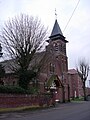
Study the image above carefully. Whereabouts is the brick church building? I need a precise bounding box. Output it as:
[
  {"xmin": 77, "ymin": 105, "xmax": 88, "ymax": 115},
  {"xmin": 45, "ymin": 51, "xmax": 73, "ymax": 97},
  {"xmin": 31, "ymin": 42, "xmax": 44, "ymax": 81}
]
[
  {"xmin": 0, "ymin": 19, "xmax": 85, "ymax": 102},
  {"xmin": 37, "ymin": 19, "xmax": 70, "ymax": 102}
]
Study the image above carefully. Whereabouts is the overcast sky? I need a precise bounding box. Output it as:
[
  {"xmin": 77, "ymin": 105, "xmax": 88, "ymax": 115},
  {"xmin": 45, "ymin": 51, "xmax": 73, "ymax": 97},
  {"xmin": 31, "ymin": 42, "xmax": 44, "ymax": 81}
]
[{"xmin": 0, "ymin": 0, "xmax": 90, "ymax": 72}]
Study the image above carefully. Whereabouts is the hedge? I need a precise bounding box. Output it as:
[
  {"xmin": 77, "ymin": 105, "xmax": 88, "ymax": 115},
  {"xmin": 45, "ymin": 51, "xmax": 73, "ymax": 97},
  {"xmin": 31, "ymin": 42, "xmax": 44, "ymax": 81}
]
[{"xmin": 0, "ymin": 85, "xmax": 38, "ymax": 94}]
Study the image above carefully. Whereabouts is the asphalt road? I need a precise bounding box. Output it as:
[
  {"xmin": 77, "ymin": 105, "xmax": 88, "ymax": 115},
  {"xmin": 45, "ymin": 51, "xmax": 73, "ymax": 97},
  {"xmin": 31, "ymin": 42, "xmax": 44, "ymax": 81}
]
[{"xmin": 0, "ymin": 101, "xmax": 90, "ymax": 120}]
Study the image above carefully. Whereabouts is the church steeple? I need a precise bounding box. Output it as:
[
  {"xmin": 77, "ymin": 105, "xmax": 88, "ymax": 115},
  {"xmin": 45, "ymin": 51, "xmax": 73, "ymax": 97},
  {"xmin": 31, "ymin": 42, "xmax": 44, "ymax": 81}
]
[
  {"xmin": 49, "ymin": 19, "xmax": 68, "ymax": 43},
  {"xmin": 50, "ymin": 19, "xmax": 63, "ymax": 37}
]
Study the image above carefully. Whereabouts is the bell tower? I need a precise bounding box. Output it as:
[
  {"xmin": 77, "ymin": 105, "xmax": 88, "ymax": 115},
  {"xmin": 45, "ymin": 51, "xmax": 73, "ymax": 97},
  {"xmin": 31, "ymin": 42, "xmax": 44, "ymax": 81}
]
[
  {"xmin": 44, "ymin": 18, "xmax": 69, "ymax": 102},
  {"xmin": 46, "ymin": 19, "xmax": 68, "ymax": 76}
]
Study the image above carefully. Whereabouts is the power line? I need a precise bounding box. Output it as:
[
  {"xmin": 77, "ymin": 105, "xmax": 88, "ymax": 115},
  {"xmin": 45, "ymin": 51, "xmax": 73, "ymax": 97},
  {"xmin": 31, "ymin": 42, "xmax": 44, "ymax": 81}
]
[{"xmin": 63, "ymin": 0, "xmax": 81, "ymax": 32}]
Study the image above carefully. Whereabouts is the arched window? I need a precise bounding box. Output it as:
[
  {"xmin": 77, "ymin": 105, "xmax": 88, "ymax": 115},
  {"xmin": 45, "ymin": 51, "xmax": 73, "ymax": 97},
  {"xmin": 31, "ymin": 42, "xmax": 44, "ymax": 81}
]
[
  {"xmin": 63, "ymin": 44, "xmax": 66, "ymax": 54},
  {"xmin": 50, "ymin": 63, "xmax": 55, "ymax": 74},
  {"xmin": 60, "ymin": 44, "xmax": 63, "ymax": 52},
  {"xmin": 54, "ymin": 43, "xmax": 59, "ymax": 51}
]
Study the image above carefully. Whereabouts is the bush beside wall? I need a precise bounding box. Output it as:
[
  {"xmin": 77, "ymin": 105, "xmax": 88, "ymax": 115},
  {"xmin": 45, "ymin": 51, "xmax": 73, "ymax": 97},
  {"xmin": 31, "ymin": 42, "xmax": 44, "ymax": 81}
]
[{"xmin": 0, "ymin": 85, "xmax": 38, "ymax": 94}]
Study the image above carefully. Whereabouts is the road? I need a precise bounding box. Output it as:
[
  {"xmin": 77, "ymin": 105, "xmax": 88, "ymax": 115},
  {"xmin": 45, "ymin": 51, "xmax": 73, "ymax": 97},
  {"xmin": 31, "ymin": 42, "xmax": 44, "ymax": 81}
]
[{"xmin": 0, "ymin": 101, "xmax": 90, "ymax": 120}]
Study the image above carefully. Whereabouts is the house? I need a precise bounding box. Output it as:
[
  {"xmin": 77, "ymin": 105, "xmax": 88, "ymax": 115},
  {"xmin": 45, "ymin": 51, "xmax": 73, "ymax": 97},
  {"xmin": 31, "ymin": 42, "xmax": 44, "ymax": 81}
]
[
  {"xmin": 0, "ymin": 19, "xmax": 84, "ymax": 102},
  {"xmin": 68, "ymin": 69, "xmax": 83, "ymax": 98}
]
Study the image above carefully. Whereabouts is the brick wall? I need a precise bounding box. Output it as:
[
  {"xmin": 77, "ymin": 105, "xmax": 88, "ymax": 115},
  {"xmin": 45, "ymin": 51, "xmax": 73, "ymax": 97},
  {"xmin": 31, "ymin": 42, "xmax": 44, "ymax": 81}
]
[{"xmin": 0, "ymin": 94, "xmax": 52, "ymax": 108}]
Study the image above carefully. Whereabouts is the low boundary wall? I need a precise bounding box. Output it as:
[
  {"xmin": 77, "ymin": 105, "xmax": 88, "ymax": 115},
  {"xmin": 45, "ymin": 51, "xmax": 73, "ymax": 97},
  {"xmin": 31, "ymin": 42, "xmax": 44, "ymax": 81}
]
[{"xmin": 0, "ymin": 94, "xmax": 52, "ymax": 108}]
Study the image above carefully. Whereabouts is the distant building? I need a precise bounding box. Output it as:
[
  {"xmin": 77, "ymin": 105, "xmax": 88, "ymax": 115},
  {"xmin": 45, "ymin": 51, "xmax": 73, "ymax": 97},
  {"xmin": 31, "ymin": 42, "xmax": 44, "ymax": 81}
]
[
  {"xmin": 68, "ymin": 69, "xmax": 83, "ymax": 98},
  {"xmin": 89, "ymin": 80, "xmax": 90, "ymax": 87}
]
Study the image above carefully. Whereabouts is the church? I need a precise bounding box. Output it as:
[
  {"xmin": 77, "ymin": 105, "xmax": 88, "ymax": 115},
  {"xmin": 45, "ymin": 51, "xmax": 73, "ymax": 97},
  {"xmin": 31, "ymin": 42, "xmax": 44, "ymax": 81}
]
[{"xmin": 0, "ymin": 18, "xmax": 84, "ymax": 102}]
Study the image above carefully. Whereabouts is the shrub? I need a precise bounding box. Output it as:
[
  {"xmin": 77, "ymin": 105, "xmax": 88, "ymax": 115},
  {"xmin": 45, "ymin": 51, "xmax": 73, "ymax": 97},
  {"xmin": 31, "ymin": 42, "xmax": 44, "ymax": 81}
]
[
  {"xmin": 27, "ymin": 87, "xmax": 39, "ymax": 94},
  {"xmin": 0, "ymin": 85, "xmax": 26, "ymax": 94}
]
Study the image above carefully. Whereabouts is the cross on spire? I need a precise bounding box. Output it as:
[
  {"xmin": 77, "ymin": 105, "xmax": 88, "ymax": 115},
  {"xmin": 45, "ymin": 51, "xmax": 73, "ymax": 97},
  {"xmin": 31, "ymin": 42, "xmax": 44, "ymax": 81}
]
[{"xmin": 55, "ymin": 8, "xmax": 57, "ymax": 19}]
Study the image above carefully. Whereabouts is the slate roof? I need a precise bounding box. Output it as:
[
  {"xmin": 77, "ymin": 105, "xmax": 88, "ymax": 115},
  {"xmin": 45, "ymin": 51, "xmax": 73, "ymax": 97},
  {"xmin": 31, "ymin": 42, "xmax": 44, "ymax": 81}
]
[
  {"xmin": 0, "ymin": 52, "xmax": 46, "ymax": 74},
  {"xmin": 49, "ymin": 19, "xmax": 63, "ymax": 38},
  {"xmin": 49, "ymin": 19, "xmax": 68, "ymax": 43},
  {"xmin": 0, "ymin": 59, "xmax": 17, "ymax": 74},
  {"xmin": 68, "ymin": 69, "xmax": 78, "ymax": 75}
]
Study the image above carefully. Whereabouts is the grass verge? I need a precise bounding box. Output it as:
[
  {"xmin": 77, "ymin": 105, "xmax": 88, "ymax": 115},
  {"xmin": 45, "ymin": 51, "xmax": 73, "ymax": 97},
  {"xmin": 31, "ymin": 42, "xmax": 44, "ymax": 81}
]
[
  {"xmin": 0, "ymin": 105, "xmax": 42, "ymax": 113},
  {"xmin": 71, "ymin": 97, "xmax": 84, "ymax": 102}
]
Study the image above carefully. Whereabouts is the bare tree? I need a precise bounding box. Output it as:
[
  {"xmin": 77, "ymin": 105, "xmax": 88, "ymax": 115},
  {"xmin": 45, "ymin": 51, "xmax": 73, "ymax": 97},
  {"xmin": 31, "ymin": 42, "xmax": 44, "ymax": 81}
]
[
  {"xmin": 76, "ymin": 58, "xmax": 90, "ymax": 101},
  {"xmin": 0, "ymin": 64, "xmax": 5, "ymax": 84},
  {"xmin": 0, "ymin": 44, "xmax": 5, "ymax": 85},
  {"xmin": 0, "ymin": 14, "xmax": 47, "ymax": 89}
]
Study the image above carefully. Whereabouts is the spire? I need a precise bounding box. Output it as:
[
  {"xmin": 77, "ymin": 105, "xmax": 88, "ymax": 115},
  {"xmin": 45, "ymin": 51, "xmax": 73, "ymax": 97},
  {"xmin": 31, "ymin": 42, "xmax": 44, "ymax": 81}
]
[
  {"xmin": 49, "ymin": 19, "xmax": 63, "ymax": 39},
  {"xmin": 50, "ymin": 9, "xmax": 63, "ymax": 38},
  {"xmin": 49, "ymin": 19, "xmax": 68, "ymax": 43},
  {"xmin": 51, "ymin": 19, "xmax": 63, "ymax": 36}
]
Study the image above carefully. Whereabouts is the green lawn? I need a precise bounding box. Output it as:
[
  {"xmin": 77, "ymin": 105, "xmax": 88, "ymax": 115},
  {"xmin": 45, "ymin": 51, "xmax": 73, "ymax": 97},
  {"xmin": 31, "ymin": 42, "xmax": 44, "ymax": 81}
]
[{"xmin": 71, "ymin": 97, "xmax": 84, "ymax": 101}]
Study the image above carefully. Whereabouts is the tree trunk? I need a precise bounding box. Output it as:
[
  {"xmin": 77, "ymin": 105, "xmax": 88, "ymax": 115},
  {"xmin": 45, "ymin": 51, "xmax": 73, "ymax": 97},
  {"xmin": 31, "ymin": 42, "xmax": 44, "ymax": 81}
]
[{"xmin": 83, "ymin": 82, "xmax": 87, "ymax": 101}]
